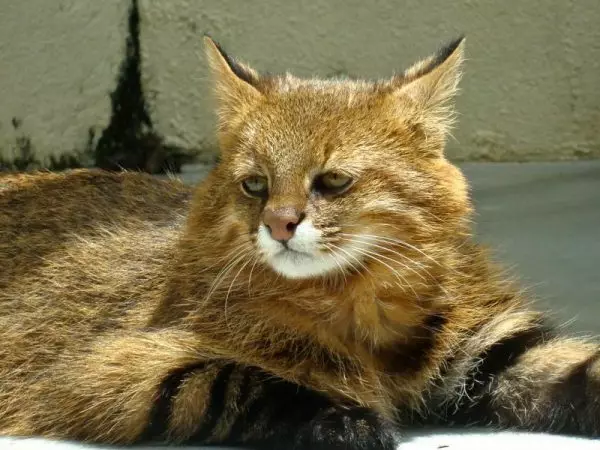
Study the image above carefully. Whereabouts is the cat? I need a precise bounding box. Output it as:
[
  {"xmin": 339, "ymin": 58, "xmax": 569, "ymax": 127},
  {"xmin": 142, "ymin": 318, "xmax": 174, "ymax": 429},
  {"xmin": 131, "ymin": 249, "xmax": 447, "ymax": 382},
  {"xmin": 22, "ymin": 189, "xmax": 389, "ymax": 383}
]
[{"xmin": 0, "ymin": 35, "xmax": 599, "ymax": 450}]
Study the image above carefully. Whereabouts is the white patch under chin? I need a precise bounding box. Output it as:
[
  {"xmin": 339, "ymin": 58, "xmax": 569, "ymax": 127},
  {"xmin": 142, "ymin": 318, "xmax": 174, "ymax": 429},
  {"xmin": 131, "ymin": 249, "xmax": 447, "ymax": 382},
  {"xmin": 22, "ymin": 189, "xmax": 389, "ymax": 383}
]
[{"xmin": 257, "ymin": 221, "xmax": 345, "ymax": 279}]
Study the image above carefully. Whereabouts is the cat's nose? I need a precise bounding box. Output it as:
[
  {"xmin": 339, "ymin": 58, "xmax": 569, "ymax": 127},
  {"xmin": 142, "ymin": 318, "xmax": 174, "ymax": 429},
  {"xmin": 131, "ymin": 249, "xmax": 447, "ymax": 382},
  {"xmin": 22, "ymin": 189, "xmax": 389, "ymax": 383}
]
[{"xmin": 263, "ymin": 207, "xmax": 305, "ymax": 242}]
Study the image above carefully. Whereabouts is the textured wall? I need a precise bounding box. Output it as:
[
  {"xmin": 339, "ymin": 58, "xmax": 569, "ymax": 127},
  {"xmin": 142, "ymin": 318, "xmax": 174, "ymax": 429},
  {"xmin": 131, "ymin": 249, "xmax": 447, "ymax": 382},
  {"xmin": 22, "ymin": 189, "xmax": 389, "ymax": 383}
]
[
  {"xmin": 1, "ymin": 0, "xmax": 599, "ymax": 168},
  {"xmin": 0, "ymin": 0, "xmax": 127, "ymax": 167}
]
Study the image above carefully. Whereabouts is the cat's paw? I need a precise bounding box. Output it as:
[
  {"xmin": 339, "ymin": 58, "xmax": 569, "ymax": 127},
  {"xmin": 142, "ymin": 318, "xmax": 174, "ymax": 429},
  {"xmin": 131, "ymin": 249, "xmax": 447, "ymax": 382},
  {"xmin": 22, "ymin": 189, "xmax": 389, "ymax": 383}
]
[{"xmin": 292, "ymin": 406, "xmax": 397, "ymax": 450}]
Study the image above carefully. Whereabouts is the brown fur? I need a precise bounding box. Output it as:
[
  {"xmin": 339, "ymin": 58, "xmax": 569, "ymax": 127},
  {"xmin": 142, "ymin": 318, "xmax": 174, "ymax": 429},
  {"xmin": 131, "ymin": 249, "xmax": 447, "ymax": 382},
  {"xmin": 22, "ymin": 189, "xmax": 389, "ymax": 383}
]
[{"xmin": 1, "ymin": 37, "xmax": 599, "ymax": 448}]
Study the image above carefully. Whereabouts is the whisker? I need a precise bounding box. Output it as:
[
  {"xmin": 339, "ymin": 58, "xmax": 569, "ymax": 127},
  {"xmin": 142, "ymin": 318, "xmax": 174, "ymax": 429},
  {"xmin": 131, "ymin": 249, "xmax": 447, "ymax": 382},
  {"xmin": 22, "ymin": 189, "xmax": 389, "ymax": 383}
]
[
  {"xmin": 337, "ymin": 236, "xmax": 430, "ymax": 282},
  {"xmin": 196, "ymin": 242, "xmax": 253, "ymax": 272},
  {"xmin": 328, "ymin": 243, "xmax": 371, "ymax": 279},
  {"xmin": 344, "ymin": 244, "xmax": 421, "ymax": 299},
  {"xmin": 203, "ymin": 248, "xmax": 252, "ymax": 305},
  {"xmin": 356, "ymin": 240, "xmax": 427, "ymax": 270},
  {"xmin": 247, "ymin": 254, "xmax": 261, "ymax": 297},
  {"xmin": 340, "ymin": 232, "xmax": 442, "ymax": 268},
  {"xmin": 341, "ymin": 240, "xmax": 426, "ymax": 283},
  {"xmin": 323, "ymin": 244, "xmax": 348, "ymax": 285},
  {"xmin": 224, "ymin": 255, "xmax": 254, "ymax": 326}
]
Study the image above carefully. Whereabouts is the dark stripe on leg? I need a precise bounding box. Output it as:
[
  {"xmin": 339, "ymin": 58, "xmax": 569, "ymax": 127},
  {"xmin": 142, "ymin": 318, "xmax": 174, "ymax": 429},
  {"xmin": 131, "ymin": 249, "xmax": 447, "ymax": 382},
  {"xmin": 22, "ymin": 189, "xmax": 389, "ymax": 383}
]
[
  {"xmin": 224, "ymin": 367, "xmax": 257, "ymax": 441},
  {"xmin": 190, "ymin": 362, "xmax": 236, "ymax": 442},
  {"xmin": 224, "ymin": 368, "xmax": 330, "ymax": 446},
  {"xmin": 450, "ymin": 322, "xmax": 552, "ymax": 423},
  {"xmin": 547, "ymin": 351, "xmax": 600, "ymax": 435},
  {"xmin": 474, "ymin": 325, "xmax": 552, "ymax": 386},
  {"xmin": 376, "ymin": 311, "xmax": 448, "ymax": 375},
  {"xmin": 140, "ymin": 362, "xmax": 208, "ymax": 442}
]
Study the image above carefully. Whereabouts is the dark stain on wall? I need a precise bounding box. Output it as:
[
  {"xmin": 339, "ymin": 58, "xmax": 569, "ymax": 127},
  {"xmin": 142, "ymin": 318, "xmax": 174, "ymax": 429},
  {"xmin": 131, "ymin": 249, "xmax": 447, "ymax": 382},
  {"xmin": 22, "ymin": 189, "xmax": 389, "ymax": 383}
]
[
  {"xmin": 0, "ymin": 119, "xmax": 96, "ymax": 172},
  {"xmin": 1, "ymin": 0, "xmax": 198, "ymax": 174},
  {"xmin": 94, "ymin": 0, "xmax": 196, "ymax": 174},
  {"xmin": 1, "ymin": 118, "xmax": 36, "ymax": 171}
]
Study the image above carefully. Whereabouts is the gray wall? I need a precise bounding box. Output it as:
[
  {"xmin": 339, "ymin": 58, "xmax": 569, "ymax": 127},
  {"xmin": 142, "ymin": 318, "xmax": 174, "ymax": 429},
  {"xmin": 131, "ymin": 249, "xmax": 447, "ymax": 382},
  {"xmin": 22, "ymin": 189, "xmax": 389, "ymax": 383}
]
[
  {"xmin": 0, "ymin": 1, "xmax": 127, "ymax": 167},
  {"xmin": 1, "ymin": 0, "xmax": 599, "ymax": 168}
]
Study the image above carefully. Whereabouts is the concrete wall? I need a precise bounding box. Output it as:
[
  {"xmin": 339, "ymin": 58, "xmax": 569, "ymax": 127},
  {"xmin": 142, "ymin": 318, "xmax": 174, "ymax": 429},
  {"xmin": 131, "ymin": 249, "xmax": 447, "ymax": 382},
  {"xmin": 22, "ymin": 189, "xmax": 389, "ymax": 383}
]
[
  {"xmin": 1, "ymin": 0, "xmax": 599, "ymax": 170},
  {"xmin": 0, "ymin": 0, "xmax": 127, "ymax": 169}
]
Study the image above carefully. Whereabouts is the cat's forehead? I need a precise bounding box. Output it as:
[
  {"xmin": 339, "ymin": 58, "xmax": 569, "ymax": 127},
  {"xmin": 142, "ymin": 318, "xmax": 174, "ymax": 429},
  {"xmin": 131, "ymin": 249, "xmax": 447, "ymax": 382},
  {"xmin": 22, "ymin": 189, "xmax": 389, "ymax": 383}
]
[
  {"xmin": 235, "ymin": 83, "xmax": 408, "ymax": 174},
  {"xmin": 239, "ymin": 114, "xmax": 344, "ymax": 176},
  {"xmin": 237, "ymin": 110, "xmax": 331, "ymax": 175},
  {"xmin": 241, "ymin": 83, "xmax": 387, "ymax": 152}
]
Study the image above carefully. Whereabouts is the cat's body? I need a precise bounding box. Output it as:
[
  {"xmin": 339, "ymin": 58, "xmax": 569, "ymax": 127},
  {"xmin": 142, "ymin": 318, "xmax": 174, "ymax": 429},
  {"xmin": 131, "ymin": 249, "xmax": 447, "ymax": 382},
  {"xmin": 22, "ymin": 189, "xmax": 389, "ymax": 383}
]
[{"xmin": 1, "ymin": 37, "xmax": 599, "ymax": 449}]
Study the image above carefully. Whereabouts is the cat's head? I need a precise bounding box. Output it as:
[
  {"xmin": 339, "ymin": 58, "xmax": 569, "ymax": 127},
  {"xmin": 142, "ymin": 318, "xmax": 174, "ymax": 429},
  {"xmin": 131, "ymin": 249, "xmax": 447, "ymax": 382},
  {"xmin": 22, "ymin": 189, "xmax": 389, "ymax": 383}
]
[{"xmin": 202, "ymin": 36, "xmax": 471, "ymax": 281}]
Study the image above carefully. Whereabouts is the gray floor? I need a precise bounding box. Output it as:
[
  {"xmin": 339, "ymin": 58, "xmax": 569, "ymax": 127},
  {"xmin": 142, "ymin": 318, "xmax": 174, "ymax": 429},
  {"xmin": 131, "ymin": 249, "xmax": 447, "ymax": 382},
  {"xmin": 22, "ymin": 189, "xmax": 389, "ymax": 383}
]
[
  {"xmin": 462, "ymin": 161, "xmax": 600, "ymax": 335},
  {"xmin": 175, "ymin": 160, "xmax": 600, "ymax": 335}
]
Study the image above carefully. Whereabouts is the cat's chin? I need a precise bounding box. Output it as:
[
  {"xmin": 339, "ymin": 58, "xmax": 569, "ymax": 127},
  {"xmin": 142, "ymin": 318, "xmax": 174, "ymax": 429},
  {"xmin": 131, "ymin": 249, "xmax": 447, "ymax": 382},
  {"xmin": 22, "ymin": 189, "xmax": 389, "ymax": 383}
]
[{"xmin": 267, "ymin": 249, "xmax": 341, "ymax": 279}]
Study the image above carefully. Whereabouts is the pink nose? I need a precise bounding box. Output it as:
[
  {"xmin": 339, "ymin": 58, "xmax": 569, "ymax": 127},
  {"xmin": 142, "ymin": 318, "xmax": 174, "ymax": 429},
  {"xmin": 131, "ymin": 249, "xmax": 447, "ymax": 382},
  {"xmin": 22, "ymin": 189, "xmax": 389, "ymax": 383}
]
[{"xmin": 263, "ymin": 207, "xmax": 304, "ymax": 242}]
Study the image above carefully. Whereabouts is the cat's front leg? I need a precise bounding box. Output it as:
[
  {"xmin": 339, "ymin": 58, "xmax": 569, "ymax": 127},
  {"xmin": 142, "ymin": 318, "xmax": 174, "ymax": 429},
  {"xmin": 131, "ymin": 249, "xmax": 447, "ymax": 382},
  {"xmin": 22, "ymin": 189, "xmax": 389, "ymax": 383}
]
[
  {"xmin": 291, "ymin": 405, "xmax": 398, "ymax": 450},
  {"xmin": 0, "ymin": 329, "xmax": 214, "ymax": 443},
  {"xmin": 154, "ymin": 363, "xmax": 398, "ymax": 450},
  {"xmin": 10, "ymin": 329, "xmax": 396, "ymax": 448}
]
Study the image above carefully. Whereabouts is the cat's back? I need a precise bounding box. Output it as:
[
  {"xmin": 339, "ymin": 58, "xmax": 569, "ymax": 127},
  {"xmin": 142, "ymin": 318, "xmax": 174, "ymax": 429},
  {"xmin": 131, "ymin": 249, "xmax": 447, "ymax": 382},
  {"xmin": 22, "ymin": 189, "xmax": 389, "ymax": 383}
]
[
  {"xmin": 0, "ymin": 170, "xmax": 194, "ymax": 379},
  {"xmin": 1, "ymin": 170, "xmax": 193, "ymax": 330},
  {"xmin": 1, "ymin": 169, "xmax": 192, "ymax": 271},
  {"xmin": 1, "ymin": 169, "xmax": 192, "ymax": 232}
]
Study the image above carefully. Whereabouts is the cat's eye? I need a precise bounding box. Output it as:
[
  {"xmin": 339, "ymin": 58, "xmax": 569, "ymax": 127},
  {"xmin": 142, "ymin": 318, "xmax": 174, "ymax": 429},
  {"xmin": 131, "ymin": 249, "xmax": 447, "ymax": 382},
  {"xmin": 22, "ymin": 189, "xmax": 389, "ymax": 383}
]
[
  {"xmin": 313, "ymin": 172, "xmax": 353, "ymax": 195},
  {"xmin": 241, "ymin": 176, "xmax": 268, "ymax": 197}
]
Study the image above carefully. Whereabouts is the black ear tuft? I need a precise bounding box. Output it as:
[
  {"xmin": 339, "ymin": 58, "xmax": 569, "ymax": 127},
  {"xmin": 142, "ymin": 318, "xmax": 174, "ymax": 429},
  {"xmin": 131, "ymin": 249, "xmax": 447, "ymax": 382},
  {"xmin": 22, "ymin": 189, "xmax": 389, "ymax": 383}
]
[
  {"xmin": 414, "ymin": 35, "xmax": 465, "ymax": 79},
  {"xmin": 204, "ymin": 34, "xmax": 257, "ymax": 86},
  {"xmin": 433, "ymin": 35, "xmax": 465, "ymax": 67}
]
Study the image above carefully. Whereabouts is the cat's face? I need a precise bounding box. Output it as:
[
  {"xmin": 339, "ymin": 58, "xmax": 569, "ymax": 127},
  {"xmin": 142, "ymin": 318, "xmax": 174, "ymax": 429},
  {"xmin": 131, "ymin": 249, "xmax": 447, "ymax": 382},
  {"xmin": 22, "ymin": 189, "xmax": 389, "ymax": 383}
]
[{"xmin": 204, "ymin": 37, "xmax": 471, "ymax": 280}]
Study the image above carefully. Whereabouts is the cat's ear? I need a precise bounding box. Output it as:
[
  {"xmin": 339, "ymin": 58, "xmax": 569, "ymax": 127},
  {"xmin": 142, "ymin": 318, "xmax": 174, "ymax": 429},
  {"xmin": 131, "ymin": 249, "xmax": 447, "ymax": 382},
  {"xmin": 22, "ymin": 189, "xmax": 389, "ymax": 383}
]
[
  {"xmin": 392, "ymin": 37, "xmax": 465, "ymax": 138},
  {"xmin": 203, "ymin": 36, "xmax": 262, "ymax": 127}
]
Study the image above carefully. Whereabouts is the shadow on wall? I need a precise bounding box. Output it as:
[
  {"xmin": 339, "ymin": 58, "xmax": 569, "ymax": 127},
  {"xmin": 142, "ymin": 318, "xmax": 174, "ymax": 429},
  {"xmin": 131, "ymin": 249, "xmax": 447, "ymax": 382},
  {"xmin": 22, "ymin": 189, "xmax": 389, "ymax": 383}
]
[{"xmin": 0, "ymin": 0, "xmax": 203, "ymax": 174}]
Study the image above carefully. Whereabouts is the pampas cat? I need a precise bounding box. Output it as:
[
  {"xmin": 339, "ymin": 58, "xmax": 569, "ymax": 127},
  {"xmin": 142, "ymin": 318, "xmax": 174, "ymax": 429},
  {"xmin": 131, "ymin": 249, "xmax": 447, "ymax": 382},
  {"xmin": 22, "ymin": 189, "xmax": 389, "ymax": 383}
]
[{"xmin": 1, "ymin": 36, "xmax": 599, "ymax": 449}]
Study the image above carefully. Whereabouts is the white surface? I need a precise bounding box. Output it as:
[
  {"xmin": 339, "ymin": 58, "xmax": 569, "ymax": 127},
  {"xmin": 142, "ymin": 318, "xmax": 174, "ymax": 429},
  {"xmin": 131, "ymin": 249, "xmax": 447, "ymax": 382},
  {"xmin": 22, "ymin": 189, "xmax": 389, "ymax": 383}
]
[
  {"xmin": 0, "ymin": 430, "xmax": 599, "ymax": 449},
  {"xmin": 400, "ymin": 429, "xmax": 600, "ymax": 449}
]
